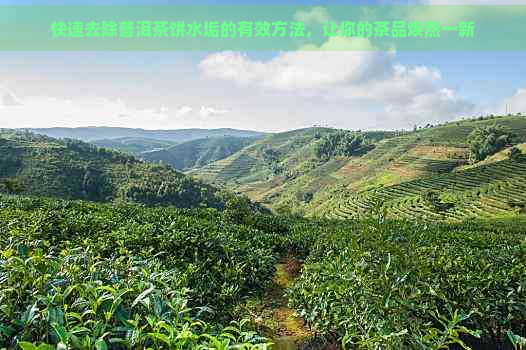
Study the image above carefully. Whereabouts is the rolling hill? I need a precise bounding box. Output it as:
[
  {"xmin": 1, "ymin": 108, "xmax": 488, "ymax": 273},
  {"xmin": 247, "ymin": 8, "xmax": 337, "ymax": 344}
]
[
  {"xmin": 141, "ymin": 135, "xmax": 260, "ymax": 170},
  {"xmin": 0, "ymin": 130, "xmax": 242, "ymax": 209},
  {"xmin": 189, "ymin": 115, "xmax": 526, "ymax": 217},
  {"xmin": 324, "ymin": 154, "xmax": 526, "ymax": 221},
  {"xmin": 91, "ymin": 137, "xmax": 178, "ymax": 155},
  {"xmin": 28, "ymin": 126, "xmax": 266, "ymax": 142}
]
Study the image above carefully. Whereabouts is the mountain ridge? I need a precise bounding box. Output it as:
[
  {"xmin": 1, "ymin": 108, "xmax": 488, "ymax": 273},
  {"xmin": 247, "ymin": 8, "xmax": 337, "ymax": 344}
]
[
  {"xmin": 0, "ymin": 130, "xmax": 248, "ymax": 210},
  {"xmin": 27, "ymin": 126, "xmax": 267, "ymax": 142}
]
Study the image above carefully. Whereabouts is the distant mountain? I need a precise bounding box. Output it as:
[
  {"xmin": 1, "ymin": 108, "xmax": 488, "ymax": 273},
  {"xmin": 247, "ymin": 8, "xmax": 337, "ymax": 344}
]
[
  {"xmin": 142, "ymin": 136, "xmax": 259, "ymax": 170},
  {"xmin": 27, "ymin": 127, "xmax": 267, "ymax": 143},
  {"xmin": 91, "ymin": 137, "xmax": 178, "ymax": 155},
  {"xmin": 0, "ymin": 131, "xmax": 241, "ymax": 209}
]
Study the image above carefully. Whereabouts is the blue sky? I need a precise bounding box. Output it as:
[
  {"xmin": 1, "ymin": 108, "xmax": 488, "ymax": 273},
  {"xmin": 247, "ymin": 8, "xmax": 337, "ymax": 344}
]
[{"xmin": 1, "ymin": 0, "xmax": 525, "ymax": 131}]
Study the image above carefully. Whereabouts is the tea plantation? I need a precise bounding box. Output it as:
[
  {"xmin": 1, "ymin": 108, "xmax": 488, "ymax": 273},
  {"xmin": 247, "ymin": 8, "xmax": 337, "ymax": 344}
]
[
  {"xmin": 1, "ymin": 195, "xmax": 525, "ymax": 349},
  {"xmin": 327, "ymin": 155, "xmax": 526, "ymax": 221},
  {"xmin": 0, "ymin": 195, "xmax": 283, "ymax": 348}
]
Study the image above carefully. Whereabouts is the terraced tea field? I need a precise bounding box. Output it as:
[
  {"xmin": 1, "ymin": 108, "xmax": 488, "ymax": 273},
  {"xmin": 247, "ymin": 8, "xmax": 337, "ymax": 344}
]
[
  {"xmin": 391, "ymin": 155, "xmax": 467, "ymax": 174},
  {"xmin": 416, "ymin": 115, "xmax": 526, "ymax": 145},
  {"xmin": 328, "ymin": 156, "xmax": 526, "ymax": 221},
  {"xmin": 188, "ymin": 153, "xmax": 260, "ymax": 182}
]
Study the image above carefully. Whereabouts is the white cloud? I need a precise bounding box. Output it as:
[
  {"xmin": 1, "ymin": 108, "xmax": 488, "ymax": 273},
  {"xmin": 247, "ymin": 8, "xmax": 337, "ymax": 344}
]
[
  {"xmin": 200, "ymin": 38, "xmax": 391, "ymax": 92},
  {"xmin": 0, "ymin": 94, "xmax": 172, "ymax": 129},
  {"xmin": 0, "ymin": 84, "xmax": 235, "ymax": 130},
  {"xmin": 0, "ymin": 86, "xmax": 22, "ymax": 107},
  {"xmin": 199, "ymin": 106, "xmax": 229, "ymax": 118},
  {"xmin": 384, "ymin": 88, "xmax": 474, "ymax": 126},
  {"xmin": 199, "ymin": 36, "xmax": 473, "ymax": 128},
  {"xmin": 174, "ymin": 105, "xmax": 193, "ymax": 118},
  {"xmin": 489, "ymin": 88, "xmax": 526, "ymax": 115}
]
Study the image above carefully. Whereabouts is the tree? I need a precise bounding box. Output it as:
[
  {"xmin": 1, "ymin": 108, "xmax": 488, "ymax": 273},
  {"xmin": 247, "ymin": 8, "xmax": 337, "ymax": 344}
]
[
  {"xmin": 315, "ymin": 131, "xmax": 369, "ymax": 159},
  {"xmin": 468, "ymin": 125, "xmax": 514, "ymax": 162},
  {"xmin": 262, "ymin": 148, "xmax": 279, "ymax": 164},
  {"xmin": 422, "ymin": 190, "xmax": 454, "ymax": 212}
]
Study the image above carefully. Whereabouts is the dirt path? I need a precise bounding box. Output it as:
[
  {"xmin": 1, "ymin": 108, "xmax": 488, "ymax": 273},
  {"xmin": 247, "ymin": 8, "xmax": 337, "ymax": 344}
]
[{"xmin": 263, "ymin": 256, "xmax": 312, "ymax": 350}]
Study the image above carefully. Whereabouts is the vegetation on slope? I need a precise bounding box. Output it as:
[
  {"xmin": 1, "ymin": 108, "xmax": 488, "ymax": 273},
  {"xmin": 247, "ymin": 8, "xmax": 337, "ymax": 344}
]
[
  {"xmin": 91, "ymin": 137, "xmax": 177, "ymax": 155},
  {"xmin": 142, "ymin": 136, "xmax": 258, "ymax": 170},
  {"xmin": 0, "ymin": 195, "xmax": 284, "ymax": 348},
  {"xmin": 288, "ymin": 217, "xmax": 526, "ymax": 349},
  {"xmin": 1, "ymin": 194, "xmax": 525, "ymax": 349},
  {"xmin": 0, "ymin": 131, "xmax": 243, "ymax": 209},
  {"xmin": 326, "ymin": 155, "xmax": 526, "ymax": 221},
  {"xmin": 189, "ymin": 115, "xmax": 526, "ymax": 217},
  {"xmin": 314, "ymin": 130, "xmax": 372, "ymax": 159},
  {"xmin": 467, "ymin": 124, "xmax": 515, "ymax": 162},
  {"xmin": 190, "ymin": 128, "xmax": 398, "ymax": 213}
]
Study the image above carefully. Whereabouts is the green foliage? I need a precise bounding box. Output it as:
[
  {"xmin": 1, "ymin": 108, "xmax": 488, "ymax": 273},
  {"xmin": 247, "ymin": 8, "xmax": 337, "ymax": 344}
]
[
  {"xmin": 331, "ymin": 157, "xmax": 526, "ymax": 221},
  {"xmin": 422, "ymin": 190, "xmax": 454, "ymax": 212},
  {"xmin": 509, "ymin": 146, "xmax": 524, "ymax": 161},
  {"xmin": 1, "ymin": 194, "xmax": 526, "ymax": 349},
  {"xmin": 468, "ymin": 124, "xmax": 514, "ymax": 162},
  {"xmin": 0, "ymin": 132, "xmax": 242, "ymax": 210},
  {"xmin": 301, "ymin": 192, "xmax": 313, "ymax": 203},
  {"xmin": 1, "ymin": 178, "xmax": 25, "ymax": 194},
  {"xmin": 0, "ymin": 195, "xmax": 280, "ymax": 348},
  {"xmin": 288, "ymin": 218, "xmax": 526, "ymax": 349},
  {"xmin": 315, "ymin": 131, "xmax": 370, "ymax": 159},
  {"xmin": 262, "ymin": 149, "xmax": 280, "ymax": 164},
  {"xmin": 261, "ymin": 149, "xmax": 284, "ymax": 176},
  {"xmin": 143, "ymin": 136, "xmax": 257, "ymax": 170},
  {"xmin": 508, "ymin": 330, "xmax": 526, "ymax": 350}
]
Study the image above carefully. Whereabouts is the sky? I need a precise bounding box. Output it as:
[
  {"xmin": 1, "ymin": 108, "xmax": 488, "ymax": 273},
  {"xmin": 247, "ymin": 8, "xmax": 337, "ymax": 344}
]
[{"xmin": 1, "ymin": 0, "xmax": 526, "ymax": 132}]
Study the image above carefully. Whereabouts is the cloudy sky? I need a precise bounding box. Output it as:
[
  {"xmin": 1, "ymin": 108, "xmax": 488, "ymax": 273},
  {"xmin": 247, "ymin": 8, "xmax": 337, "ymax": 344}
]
[{"xmin": 1, "ymin": 0, "xmax": 526, "ymax": 131}]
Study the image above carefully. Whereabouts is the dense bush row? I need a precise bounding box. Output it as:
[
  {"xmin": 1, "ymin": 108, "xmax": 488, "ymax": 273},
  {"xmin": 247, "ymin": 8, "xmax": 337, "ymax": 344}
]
[
  {"xmin": 0, "ymin": 196, "xmax": 284, "ymax": 348},
  {"xmin": 2, "ymin": 194, "xmax": 526, "ymax": 349},
  {"xmin": 468, "ymin": 124, "xmax": 515, "ymax": 162},
  {"xmin": 288, "ymin": 218, "xmax": 526, "ymax": 349}
]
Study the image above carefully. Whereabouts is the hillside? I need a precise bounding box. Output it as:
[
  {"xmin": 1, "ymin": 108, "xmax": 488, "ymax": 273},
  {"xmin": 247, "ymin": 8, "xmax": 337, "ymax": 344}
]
[
  {"xmin": 190, "ymin": 115, "xmax": 526, "ymax": 216},
  {"xmin": 142, "ymin": 135, "xmax": 259, "ymax": 170},
  {"xmin": 29, "ymin": 126, "xmax": 266, "ymax": 142},
  {"xmin": 324, "ymin": 155, "xmax": 526, "ymax": 221},
  {"xmin": 91, "ymin": 137, "xmax": 177, "ymax": 155},
  {"xmin": 1, "ymin": 194, "xmax": 525, "ymax": 349},
  {"xmin": 0, "ymin": 131, "xmax": 241, "ymax": 209}
]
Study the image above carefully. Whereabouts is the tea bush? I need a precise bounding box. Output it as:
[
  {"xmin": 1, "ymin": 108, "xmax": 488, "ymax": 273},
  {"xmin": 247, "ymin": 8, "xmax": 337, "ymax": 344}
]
[
  {"xmin": 0, "ymin": 196, "xmax": 281, "ymax": 348},
  {"xmin": 2, "ymin": 195, "xmax": 526, "ymax": 349},
  {"xmin": 288, "ymin": 218, "xmax": 526, "ymax": 349}
]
